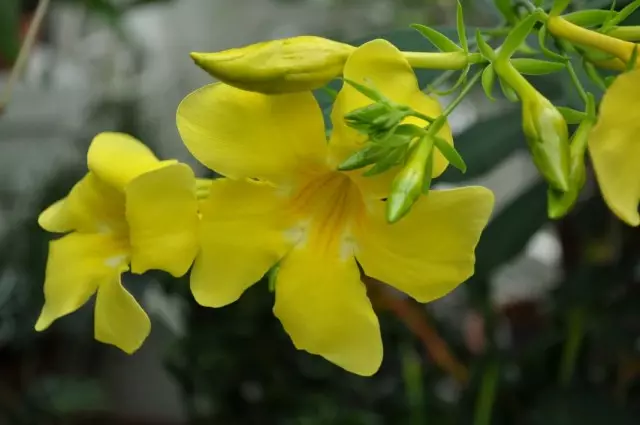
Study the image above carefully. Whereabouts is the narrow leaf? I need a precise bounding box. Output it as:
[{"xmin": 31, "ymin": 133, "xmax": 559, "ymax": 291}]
[
  {"xmin": 603, "ymin": 0, "xmax": 640, "ymax": 30},
  {"xmin": 411, "ymin": 24, "xmax": 462, "ymax": 53},
  {"xmin": 626, "ymin": 44, "xmax": 638, "ymax": 71},
  {"xmin": 476, "ymin": 30, "xmax": 497, "ymax": 61},
  {"xmin": 538, "ymin": 26, "xmax": 568, "ymax": 61},
  {"xmin": 433, "ymin": 65, "xmax": 470, "ymax": 96},
  {"xmin": 498, "ymin": 13, "xmax": 539, "ymax": 61},
  {"xmin": 494, "ymin": 0, "xmax": 518, "ymax": 24},
  {"xmin": 363, "ymin": 146, "xmax": 406, "ymax": 177},
  {"xmin": 434, "ymin": 137, "xmax": 467, "ymax": 173},
  {"xmin": 550, "ymin": 0, "xmax": 570, "ymax": 16},
  {"xmin": 511, "ymin": 58, "xmax": 566, "ymax": 75},
  {"xmin": 422, "ymin": 150, "xmax": 435, "ymax": 194},
  {"xmin": 582, "ymin": 59, "xmax": 608, "ymax": 91},
  {"xmin": 482, "ymin": 64, "xmax": 496, "ymax": 101},
  {"xmin": 556, "ymin": 107, "xmax": 587, "ymax": 125},
  {"xmin": 456, "ymin": 1, "xmax": 468, "ymax": 52},
  {"xmin": 499, "ymin": 78, "xmax": 519, "ymax": 102},
  {"xmin": 343, "ymin": 78, "xmax": 387, "ymax": 103},
  {"xmin": 338, "ymin": 144, "xmax": 386, "ymax": 171},
  {"xmin": 562, "ymin": 10, "xmax": 613, "ymax": 27}
]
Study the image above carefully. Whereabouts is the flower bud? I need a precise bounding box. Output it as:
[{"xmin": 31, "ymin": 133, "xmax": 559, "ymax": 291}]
[
  {"xmin": 191, "ymin": 36, "xmax": 355, "ymax": 93},
  {"xmin": 521, "ymin": 93, "xmax": 571, "ymax": 192},
  {"xmin": 387, "ymin": 137, "xmax": 433, "ymax": 223}
]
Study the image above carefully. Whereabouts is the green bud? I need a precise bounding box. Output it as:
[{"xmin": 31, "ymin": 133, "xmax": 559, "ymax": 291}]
[
  {"xmin": 521, "ymin": 93, "xmax": 571, "ymax": 192},
  {"xmin": 338, "ymin": 144, "xmax": 386, "ymax": 171},
  {"xmin": 387, "ymin": 137, "xmax": 433, "ymax": 223},
  {"xmin": 190, "ymin": 36, "xmax": 355, "ymax": 93},
  {"xmin": 547, "ymin": 118, "xmax": 593, "ymax": 218}
]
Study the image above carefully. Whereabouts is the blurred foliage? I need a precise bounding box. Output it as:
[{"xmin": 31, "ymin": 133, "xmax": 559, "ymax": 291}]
[
  {"xmin": 0, "ymin": 0, "xmax": 21, "ymax": 64},
  {"xmin": 0, "ymin": 0, "xmax": 639, "ymax": 424}
]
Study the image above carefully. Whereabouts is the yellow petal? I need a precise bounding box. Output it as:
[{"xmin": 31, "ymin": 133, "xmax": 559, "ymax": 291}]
[
  {"xmin": 35, "ymin": 232, "xmax": 129, "ymax": 332},
  {"xmin": 355, "ymin": 187, "xmax": 494, "ymax": 303},
  {"xmin": 94, "ymin": 272, "xmax": 151, "ymax": 354},
  {"xmin": 38, "ymin": 199, "xmax": 74, "ymax": 233},
  {"xmin": 61, "ymin": 172, "xmax": 127, "ymax": 234},
  {"xmin": 87, "ymin": 132, "xmax": 165, "ymax": 191},
  {"xmin": 273, "ymin": 243, "xmax": 382, "ymax": 376},
  {"xmin": 176, "ymin": 83, "xmax": 329, "ymax": 185},
  {"xmin": 126, "ymin": 163, "xmax": 199, "ymax": 277},
  {"xmin": 330, "ymin": 39, "xmax": 453, "ymax": 199},
  {"xmin": 588, "ymin": 69, "xmax": 640, "ymax": 226},
  {"xmin": 190, "ymin": 178, "xmax": 292, "ymax": 307}
]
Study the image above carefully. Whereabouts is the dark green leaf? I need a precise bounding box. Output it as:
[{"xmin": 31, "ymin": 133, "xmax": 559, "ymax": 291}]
[
  {"xmin": 0, "ymin": 0, "xmax": 20, "ymax": 64},
  {"xmin": 456, "ymin": 1, "xmax": 468, "ymax": 52}
]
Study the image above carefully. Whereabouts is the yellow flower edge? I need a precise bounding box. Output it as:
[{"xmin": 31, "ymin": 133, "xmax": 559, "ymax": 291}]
[
  {"xmin": 36, "ymin": 132, "xmax": 200, "ymax": 353},
  {"xmin": 176, "ymin": 39, "xmax": 495, "ymax": 376},
  {"xmin": 588, "ymin": 68, "xmax": 640, "ymax": 227}
]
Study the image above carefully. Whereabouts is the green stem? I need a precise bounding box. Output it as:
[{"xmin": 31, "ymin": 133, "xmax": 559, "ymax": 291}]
[
  {"xmin": 565, "ymin": 60, "xmax": 589, "ymax": 106},
  {"xmin": 473, "ymin": 361, "xmax": 500, "ymax": 425},
  {"xmin": 493, "ymin": 59, "xmax": 538, "ymax": 100},
  {"xmin": 559, "ymin": 307, "xmax": 585, "ymax": 387},
  {"xmin": 403, "ymin": 51, "xmax": 485, "ymax": 70}
]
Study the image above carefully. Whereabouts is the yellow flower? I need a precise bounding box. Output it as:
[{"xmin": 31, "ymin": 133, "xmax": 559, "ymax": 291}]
[
  {"xmin": 36, "ymin": 132, "xmax": 199, "ymax": 353},
  {"xmin": 588, "ymin": 68, "xmax": 640, "ymax": 227},
  {"xmin": 190, "ymin": 36, "xmax": 355, "ymax": 93},
  {"xmin": 176, "ymin": 39, "xmax": 494, "ymax": 375}
]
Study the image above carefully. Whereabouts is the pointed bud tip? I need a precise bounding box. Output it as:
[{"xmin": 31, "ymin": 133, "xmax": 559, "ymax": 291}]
[{"xmin": 386, "ymin": 193, "xmax": 412, "ymax": 224}]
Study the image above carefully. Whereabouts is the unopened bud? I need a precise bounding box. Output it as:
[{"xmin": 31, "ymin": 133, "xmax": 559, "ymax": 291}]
[
  {"xmin": 522, "ymin": 93, "xmax": 571, "ymax": 192},
  {"xmin": 387, "ymin": 137, "xmax": 433, "ymax": 223},
  {"xmin": 191, "ymin": 36, "xmax": 355, "ymax": 93}
]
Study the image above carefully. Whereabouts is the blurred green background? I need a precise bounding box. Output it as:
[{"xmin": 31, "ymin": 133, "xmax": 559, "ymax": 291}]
[{"xmin": 0, "ymin": 0, "xmax": 639, "ymax": 424}]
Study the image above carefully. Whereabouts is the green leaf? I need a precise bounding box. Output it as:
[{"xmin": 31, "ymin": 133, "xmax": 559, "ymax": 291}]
[
  {"xmin": 603, "ymin": 0, "xmax": 640, "ymax": 30},
  {"xmin": 481, "ymin": 64, "xmax": 496, "ymax": 100},
  {"xmin": 562, "ymin": 10, "xmax": 614, "ymax": 27},
  {"xmin": 476, "ymin": 30, "xmax": 497, "ymax": 61},
  {"xmin": 267, "ymin": 262, "xmax": 280, "ymax": 292},
  {"xmin": 494, "ymin": 0, "xmax": 518, "ymax": 24},
  {"xmin": 410, "ymin": 24, "xmax": 462, "ymax": 53},
  {"xmin": 432, "ymin": 65, "xmax": 470, "ymax": 96},
  {"xmin": 626, "ymin": 44, "xmax": 638, "ymax": 71},
  {"xmin": 422, "ymin": 153, "xmax": 434, "ymax": 194},
  {"xmin": 557, "ymin": 107, "xmax": 588, "ymax": 124},
  {"xmin": 433, "ymin": 137, "xmax": 467, "ymax": 173},
  {"xmin": 538, "ymin": 25, "xmax": 569, "ymax": 61},
  {"xmin": 343, "ymin": 78, "xmax": 387, "ymax": 103},
  {"xmin": 511, "ymin": 58, "xmax": 566, "ymax": 75},
  {"xmin": 499, "ymin": 78, "xmax": 520, "ymax": 102},
  {"xmin": 338, "ymin": 144, "xmax": 386, "ymax": 171},
  {"xmin": 550, "ymin": 0, "xmax": 571, "ymax": 16},
  {"xmin": 456, "ymin": 1, "xmax": 468, "ymax": 52},
  {"xmin": 0, "ymin": 0, "xmax": 20, "ymax": 64},
  {"xmin": 498, "ymin": 12, "xmax": 539, "ymax": 61},
  {"xmin": 363, "ymin": 146, "xmax": 406, "ymax": 177}
]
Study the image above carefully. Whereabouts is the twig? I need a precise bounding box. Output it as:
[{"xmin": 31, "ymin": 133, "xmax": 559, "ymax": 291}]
[{"xmin": 0, "ymin": 0, "xmax": 51, "ymax": 114}]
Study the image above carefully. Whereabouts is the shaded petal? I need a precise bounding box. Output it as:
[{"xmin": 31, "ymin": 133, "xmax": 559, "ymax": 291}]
[
  {"xmin": 330, "ymin": 39, "xmax": 453, "ymax": 199},
  {"xmin": 273, "ymin": 243, "xmax": 382, "ymax": 376},
  {"xmin": 190, "ymin": 178, "xmax": 293, "ymax": 307},
  {"xmin": 176, "ymin": 83, "xmax": 329, "ymax": 185},
  {"xmin": 87, "ymin": 132, "xmax": 165, "ymax": 191},
  {"xmin": 35, "ymin": 232, "xmax": 129, "ymax": 332},
  {"xmin": 60, "ymin": 173, "xmax": 127, "ymax": 234},
  {"xmin": 94, "ymin": 273, "xmax": 151, "ymax": 354},
  {"xmin": 588, "ymin": 69, "xmax": 640, "ymax": 226},
  {"xmin": 38, "ymin": 199, "xmax": 74, "ymax": 233},
  {"xmin": 355, "ymin": 187, "xmax": 494, "ymax": 303},
  {"xmin": 126, "ymin": 163, "xmax": 199, "ymax": 277}
]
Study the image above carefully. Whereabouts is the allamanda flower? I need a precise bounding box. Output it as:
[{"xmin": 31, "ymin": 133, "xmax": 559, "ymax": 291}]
[
  {"xmin": 176, "ymin": 39, "xmax": 495, "ymax": 376},
  {"xmin": 588, "ymin": 68, "xmax": 640, "ymax": 227},
  {"xmin": 36, "ymin": 132, "xmax": 199, "ymax": 353}
]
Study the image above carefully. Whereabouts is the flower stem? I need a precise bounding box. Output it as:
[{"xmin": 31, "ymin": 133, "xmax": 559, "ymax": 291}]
[
  {"xmin": 0, "ymin": 0, "xmax": 51, "ymax": 114},
  {"xmin": 473, "ymin": 360, "xmax": 499, "ymax": 425},
  {"xmin": 559, "ymin": 307, "xmax": 585, "ymax": 387},
  {"xmin": 404, "ymin": 51, "xmax": 485, "ymax": 70},
  {"xmin": 547, "ymin": 16, "xmax": 638, "ymax": 65}
]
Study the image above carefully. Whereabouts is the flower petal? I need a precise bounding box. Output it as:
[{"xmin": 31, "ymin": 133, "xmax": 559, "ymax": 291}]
[
  {"xmin": 87, "ymin": 132, "xmax": 165, "ymax": 191},
  {"xmin": 35, "ymin": 232, "xmax": 129, "ymax": 332},
  {"xmin": 38, "ymin": 199, "xmax": 74, "ymax": 233},
  {"xmin": 94, "ymin": 273, "xmax": 151, "ymax": 354},
  {"xmin": 59, "ymin": 173, "xmax": 127, "ymax": 234},
  {"xmin": 329, "ymin": 39, "xmax": 453, "ymax": 199},
  {"xmin": 355, "ymin": 187, "xmax": 494, "ymax": 303},
  {"xmin": 190, "ymin": 178, "xmax": 293, "ymax": 307},
  {"xmin": 126, "ymin": 163, "xmax": 199, "ymax": 277},
  {"xmin": 273, "ymin": 243, "xmax": 382, "ymax": 376},
  {"xmin": 176, "ymin": 83, "xmax": 329, "ymax": 185},
  {"xmin": 588, "ymin": 69, "xmax": 640, "ymax": 227}
]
